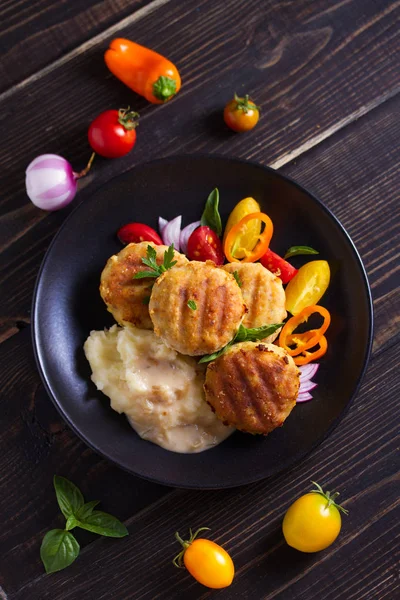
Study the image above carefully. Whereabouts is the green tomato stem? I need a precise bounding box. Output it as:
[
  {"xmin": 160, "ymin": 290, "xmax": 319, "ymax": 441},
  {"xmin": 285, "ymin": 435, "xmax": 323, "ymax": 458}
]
[{"xmin": 310, "ymin": 481, "xmax": 349, "ymax": 515}]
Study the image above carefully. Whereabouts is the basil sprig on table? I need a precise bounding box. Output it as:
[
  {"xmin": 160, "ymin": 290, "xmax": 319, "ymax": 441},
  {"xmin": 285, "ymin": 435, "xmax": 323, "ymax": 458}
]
[
  {"xmin": 40, "ymin": 476, "xmax": 128, "ymax": 574},
  {"xmin": 199, "ymin": 322, "xmax": 284, "ymax": 364},
  {"xmin": 200, "ymin": 188, "xmax": 222, "ymax": 236}
]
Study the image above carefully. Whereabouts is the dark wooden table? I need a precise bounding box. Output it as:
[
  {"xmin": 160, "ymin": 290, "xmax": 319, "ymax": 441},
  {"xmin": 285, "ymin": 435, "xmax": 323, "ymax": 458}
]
[{"xmin": 1, "ymin": 1, "xmax": 399, "ymax": 598}]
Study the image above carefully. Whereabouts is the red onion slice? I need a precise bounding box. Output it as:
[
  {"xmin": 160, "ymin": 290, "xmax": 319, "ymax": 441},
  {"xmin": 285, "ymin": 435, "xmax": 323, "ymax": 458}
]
[
  {"xmin": 180, "ymin": 221, "xmax": 201, "ymax": 254},
  {"xmin": 297, "ymin": 391, "xmax": 313, "ymax": 403},
  {"xmin": 158, "ymin": 217, "xmax": 168, "ymax": 236},
  {"xmin": 299, "ymin": 380, "xmax": 318, "ymax": 394},
  {"xmin": 162, "ymin": 215, "xmax": 182, "ymax": 250},
  {"xmin": 299, "ymin": 363, "xmax": 320, "ymax": 381}
]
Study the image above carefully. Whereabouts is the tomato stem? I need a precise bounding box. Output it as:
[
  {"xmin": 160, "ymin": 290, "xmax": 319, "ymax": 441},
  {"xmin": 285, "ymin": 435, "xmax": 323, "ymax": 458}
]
[
  {"xmin": 172, "ymin": 527, "xmax": 211, "ymax": 569},
  {"xmin": 118, "ymin": 107, "xmax": 140, "ymax": 130},
  {"xmin": 310, "ymin": 481, "xmax": 349, "ymax": 515},
  {"xmin": 233, "ymin": 92, "xmax": 260, "ymax": 114}
]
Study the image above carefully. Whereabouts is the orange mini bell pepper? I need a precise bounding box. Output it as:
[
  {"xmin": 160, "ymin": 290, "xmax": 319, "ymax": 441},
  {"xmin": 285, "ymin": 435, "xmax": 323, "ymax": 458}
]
[
  {"xmin": 105, "ymin": 38, "xmax": 181, "ymax": 104},
  {"xmin": 278, "ymin": 305, "xmax": 331, "ymax": 362},
  {"xmin": 293, "ymin": 335, "xmax": 328, "ymax": 365},
  {"xmin": 224, "ymin": 212, "xmax": 273, "ymax": 263}
]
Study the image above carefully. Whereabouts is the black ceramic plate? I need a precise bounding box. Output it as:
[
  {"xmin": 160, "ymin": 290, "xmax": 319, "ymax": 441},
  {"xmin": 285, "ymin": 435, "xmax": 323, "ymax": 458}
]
[{"xmin": 32, "ymin": 155, "xmax": 373, "ymax": 489}]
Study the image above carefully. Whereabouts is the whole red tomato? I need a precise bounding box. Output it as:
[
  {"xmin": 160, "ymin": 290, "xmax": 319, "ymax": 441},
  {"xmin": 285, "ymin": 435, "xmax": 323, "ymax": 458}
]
[
  {"xmin": 224, "ymin": 94, "xmax": 260, "ymax": 132},
  {"xmin": 187, "ymin": 226, "xmax": 224, "ymax": 265},
  {"xmin": 117, "ymin": 222, "xmax": 162, "ymax": 245},
  {"xmin": 88, "ymin": 108, "xmax": 139, "ymax": 158}
]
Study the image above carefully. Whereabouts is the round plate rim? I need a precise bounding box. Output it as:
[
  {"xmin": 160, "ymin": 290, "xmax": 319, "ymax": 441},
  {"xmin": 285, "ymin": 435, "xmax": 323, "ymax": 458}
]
[{"xmin": 31, "ymin": 153, "xmax": 374, "ymax": 489}]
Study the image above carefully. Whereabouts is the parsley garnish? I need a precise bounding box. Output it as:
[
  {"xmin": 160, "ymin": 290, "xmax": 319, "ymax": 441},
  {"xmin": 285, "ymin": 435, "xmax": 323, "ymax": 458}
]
[
  {"xmin": 187, "ymin": 300, "xmax": 197, "ymax": 310},
  {"xmin": 133, "ymin": 244, "xmax": 178, "ymax": 279},
  {"xmin": 199, "ymin": 322, "xmax": 284, "ymax": 364},
  {"xmin": 233, "ymin": 271, "xmax": 242, "ymax": 287}
]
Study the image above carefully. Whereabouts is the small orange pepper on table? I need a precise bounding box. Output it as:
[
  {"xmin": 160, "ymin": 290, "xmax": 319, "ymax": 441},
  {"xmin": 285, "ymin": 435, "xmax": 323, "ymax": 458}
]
[{"xmin": 105, "ymin": 38, "xmax": 181, "ymax": 103}]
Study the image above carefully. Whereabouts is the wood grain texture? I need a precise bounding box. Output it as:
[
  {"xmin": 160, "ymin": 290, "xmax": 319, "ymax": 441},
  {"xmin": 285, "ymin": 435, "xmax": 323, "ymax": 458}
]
[
  {"xmin": 11, "ymin": 341, "xmax": 400, "ymax": 599},
  {"xmin": 0, "ymin": 0, "xmax": 154, "ymax": 93},
  {"xmin": 0, "ymin": 328, "xmax": 172, "ymax": 595}
]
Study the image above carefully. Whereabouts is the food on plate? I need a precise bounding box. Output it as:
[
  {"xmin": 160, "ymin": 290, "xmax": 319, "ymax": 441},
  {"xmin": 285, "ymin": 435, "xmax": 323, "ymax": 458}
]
[
  {"xmin": 224, "ymin": 93, "xmax": 260, "ymax": 132},
  {"xmin": 224, "ymin": 212, "xmax": 273, "ymax": 263},
  {"xmin": 117, "ymin": 222, "xmax": 163, "ymax": 245},
  {"xmin": 223, "ymin": 196, "xmax": 261, "ymax": 258},
  {"xmin": 173, "ymin": 527, "xmax": 235, "ymax": 589},
  {"xmin": 100, "ymin": 241, "xmax": 188, "ymax": 329},
  {"xmin": 285, "ymin": 260, "xmax": 330, "ymax": 315},
  {"xmin": 186, "ymin": 225, "xmax": 224, "ymax": 265},
  {"xmin": 284, "ymin": 245, "xmax": 319, "ymax": 259},
  {"xmin": 204, "ymin": 342, "xmax": 300, "ymax": 434},
  {"xmin": 297, "ymin": 363, "xmax": 320, "ymax": 402},
  {"xmin": 279, "ymin": 305, "xmax": 331, "ymax": 366},
  {"xmin": 259, "ymin": 248, "xmax": 298, "ymax": 284},
  {"xmin": 200, "ymin": 188, "xmax": 222, "ymax": 236},
  {"xmin": 149, "ymin": 261, "xmax": 245, "ymax": 356},
  {"xmin": 84, "ymin": 325, "xmax": 233, "ymax": 453},
  {"xmin": 222, "ymin": 262, "xmax": 286, "ymax": 342},
  {"xmin": 105, "ymin": 38, "xmax": 181, "ymax": 103},
  {"xmin": 88, "ymin": 108, "xmax": 139, "ymax": 158},
  {"xmin": 282, "ymin": 481, "xmax": 348, "ymax": 552}
]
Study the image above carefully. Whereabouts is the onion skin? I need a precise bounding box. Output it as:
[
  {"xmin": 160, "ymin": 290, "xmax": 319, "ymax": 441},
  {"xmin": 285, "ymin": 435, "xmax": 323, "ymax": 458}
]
[{"xmin": 26, "ymin": 154, "xmax": 77, "ymax": 211}]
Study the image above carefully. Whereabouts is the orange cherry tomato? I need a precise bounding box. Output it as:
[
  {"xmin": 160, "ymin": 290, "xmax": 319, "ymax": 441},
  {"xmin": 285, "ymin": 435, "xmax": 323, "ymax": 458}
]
[
  {"xmin": 173, "ymin": 528, "xmax": 234, "ymax": 589},
  {"xmin": 224, "ymin": 94, "xmax": 260, "ymax": 132}
]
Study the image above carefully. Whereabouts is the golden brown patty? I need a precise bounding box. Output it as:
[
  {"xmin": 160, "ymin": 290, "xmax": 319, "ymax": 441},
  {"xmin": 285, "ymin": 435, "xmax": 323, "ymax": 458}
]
[
  {"xmin": 222, "ymin": 262, "xmax": 286, "ymax": 342},
  {"xmin": 204, "ymin": 342, "xmax": 300, "ymax": 434},
  {"xmin": 100, "ymin": 242, "xmax": 188, "ymax": 329},
  {"xmin": 149, "ymin": 260, "xmax": 245, "ymax": 356}
]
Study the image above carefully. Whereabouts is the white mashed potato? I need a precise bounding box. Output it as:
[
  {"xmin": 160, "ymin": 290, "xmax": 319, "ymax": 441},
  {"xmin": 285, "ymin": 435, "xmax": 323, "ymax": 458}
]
[{"xmin": 84, "ymin": 325, "xmax": 234, "ymax": 453}]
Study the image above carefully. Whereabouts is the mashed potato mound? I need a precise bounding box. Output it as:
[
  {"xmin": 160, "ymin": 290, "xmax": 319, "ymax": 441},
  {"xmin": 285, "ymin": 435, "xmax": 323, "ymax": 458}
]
[{"xmin": 84, "ymin": 325, "xmax": 233, "ymax": 453}]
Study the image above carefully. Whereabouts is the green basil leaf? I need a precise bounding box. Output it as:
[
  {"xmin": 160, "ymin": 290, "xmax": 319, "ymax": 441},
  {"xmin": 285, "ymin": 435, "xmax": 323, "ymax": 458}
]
[
  {"xmin": 40, "ymin": 529, "xmax": 80, "ymax": 574},
  {"xmin": 65, "ymin": 515, "xmax": 79, "ymax": 531},
  {"xmin": 284, "ymin": 246, "xmax": 319, "ymax": 259},
  {"xmin": 200, "ymin": 188, "xmax": 222, "ymax": 236},
  {"xmin": 53, "ymin": 476, "xmax": 84, "ymax": 519},
  {"xmin": 76, "ymin": 511, "xmax": 128, "ymax": 538},
  {"xmin": 75, "ymin": 500, "xmax": 100, "ymax": 522},
  {"xmin": 235, "ymin": 322, "xmax": 284, "ymax": 343}
]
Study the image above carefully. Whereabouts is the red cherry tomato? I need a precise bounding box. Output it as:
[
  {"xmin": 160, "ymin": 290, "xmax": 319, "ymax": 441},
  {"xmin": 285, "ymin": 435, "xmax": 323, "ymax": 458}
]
[
  {"xmin": 187, "ymin": 226, "xmax": 224, "ymax": 265},
  {"xmin": 117, "ymin": 223, "xmax": 162, "ymax": 245},
  {"xmin": 88, "ymin": 108, "xmax": 139, "ymax": 158},
  {"xmin": 259, "ymin": 248, "xmax": 298, "ymax": 284}
]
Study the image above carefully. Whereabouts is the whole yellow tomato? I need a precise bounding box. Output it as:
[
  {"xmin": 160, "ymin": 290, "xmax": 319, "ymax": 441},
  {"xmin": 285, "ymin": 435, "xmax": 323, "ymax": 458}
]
[
  {"xmin": 173, "ymin": 527, "xmax": 234, "ymax": 589},
  {"xmin": 285, "ymin": 260, "xmax": 330, "ymax": 315},
  {"xmin": 283, "ymin": 482, "xmax": 348, "ymax": 552},
  {"xmin": 224, "ymin": 197, "xmax": 261, "ymax": 259}
]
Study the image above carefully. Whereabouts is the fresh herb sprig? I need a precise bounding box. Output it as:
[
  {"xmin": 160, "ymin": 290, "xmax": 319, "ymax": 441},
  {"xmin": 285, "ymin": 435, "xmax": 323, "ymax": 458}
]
[
  {"xmin": 187, "ymin": 300, "xmax": 197, "ymax": 310},
  {"xmin": 200, "ymin": 188, "xmax": 222, "ymax": 236},
  {"xmin": 199, "ymin": 322, "xmax": 284, "ymax": 364},
  {"xmin": 40, "ymin": 476, "xmax": 128, "ymax": 574},
  {"xmin": 284, "ymin": 246, "xmax": 319, "ymax": 259},
  {"xmin": 133, "ymin": 244, "xmax": 178, "ymax": 279},
  {"xmin": 233, "ymin": 271, "xmax": 242, "ymax": 287}
]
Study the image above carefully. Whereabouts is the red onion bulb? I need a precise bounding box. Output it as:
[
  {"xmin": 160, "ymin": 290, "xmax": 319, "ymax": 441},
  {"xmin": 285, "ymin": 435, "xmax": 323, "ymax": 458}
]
[{"xmin": 25, "ymin": 154, "xmax": 77, "ymax": 211}]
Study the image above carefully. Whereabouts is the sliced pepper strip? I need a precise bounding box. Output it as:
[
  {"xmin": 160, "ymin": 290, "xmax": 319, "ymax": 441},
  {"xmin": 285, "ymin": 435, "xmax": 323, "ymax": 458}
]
[
  {"xmin": 293, "ymin": 335, "xmax": 328, "ymax": 365},
  {"xmin": 278, "ymin": 305, "xmax": 331, "ymax": 357},
  {"xmin": 224, "ymin": 212, "xmax": 273, "ymax": 263}
]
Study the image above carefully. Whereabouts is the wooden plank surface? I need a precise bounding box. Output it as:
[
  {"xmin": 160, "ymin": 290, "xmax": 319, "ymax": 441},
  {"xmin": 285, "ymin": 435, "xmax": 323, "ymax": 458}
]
[
  {"xmin": 0, "ymin": 0, "xmax": 154, "ymax": 93},
  {"xmin": 0, "ymin": 0, "xmax": 399, "ymax": 598},
  {"xmin": 0, "ymin": 0, "xmax": 399, "ymax": 344}
]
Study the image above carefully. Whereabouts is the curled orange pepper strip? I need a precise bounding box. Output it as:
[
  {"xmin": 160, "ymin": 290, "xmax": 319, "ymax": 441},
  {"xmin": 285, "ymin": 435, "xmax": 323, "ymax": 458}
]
[
  {"xmin": 278, "ymin": 305, "xmax": 331, "ymax": 357},
  {"xmin": 105, "ymin": 38, "xmax": 181, "ymax": 104},
  {"xmin": 293, "ymin": 335, "xmax": 328, "ymax": 365},
  {"xmin": 224, "ymin": 212, "xmax": 273, "ymax": 263}
]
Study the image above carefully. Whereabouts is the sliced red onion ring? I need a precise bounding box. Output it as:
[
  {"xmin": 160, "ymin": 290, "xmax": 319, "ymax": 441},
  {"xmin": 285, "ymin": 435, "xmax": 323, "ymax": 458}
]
[
  {"xmin": 297, "ymin": 391, "xmax": 313, "ymax": 403},
  {"xmin": 299, "ymin": 380, "xmax": 318, "ymax": 394},
  {"xmin": 158, "ymin": 217, "xmax": 168, "ymax": 237},
  {"xmin": 180, "ymin": 221, "xmax": 201, "ymax": 254},
  {"xmin": 161, "ymin": 215, "xmax": 182, "ymax": 250},
  {"xmin": 299, "ymin": 363, "xmax": 320, "ymax": 381}
]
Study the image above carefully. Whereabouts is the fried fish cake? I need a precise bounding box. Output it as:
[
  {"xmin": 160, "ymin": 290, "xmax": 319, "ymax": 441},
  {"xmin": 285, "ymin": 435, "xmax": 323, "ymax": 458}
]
[
  {"xmin": 149, "ymin": 261, "xmax": 245, "ymax": 356},
  {"xmin": 100, "ymin": 242, "xmax": 188, "ymax": 329},
  {"xmin": 204, "ymin": 342, "xmax": 300, "ymax": 434},
  {"xmin": 222, "ymin": 262, "xmax": 286, "ymax": 342}
]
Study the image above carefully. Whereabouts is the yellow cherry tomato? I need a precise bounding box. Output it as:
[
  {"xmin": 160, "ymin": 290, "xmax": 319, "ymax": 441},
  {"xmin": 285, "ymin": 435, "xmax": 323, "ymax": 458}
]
[
  {"xmin": 283, "ymin": 482, "xmax": 348, "ymax": 553},
  {"xmin": 173, "ymin": 527, "xmax": 234, "ymax": 589},
  {"xmin": 285, "ymin": 260, "xmax": 330, "ymax": 315},
  {"xmin": 223, "ymin": 197, "xmax": 261, "ymax": 258}
]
